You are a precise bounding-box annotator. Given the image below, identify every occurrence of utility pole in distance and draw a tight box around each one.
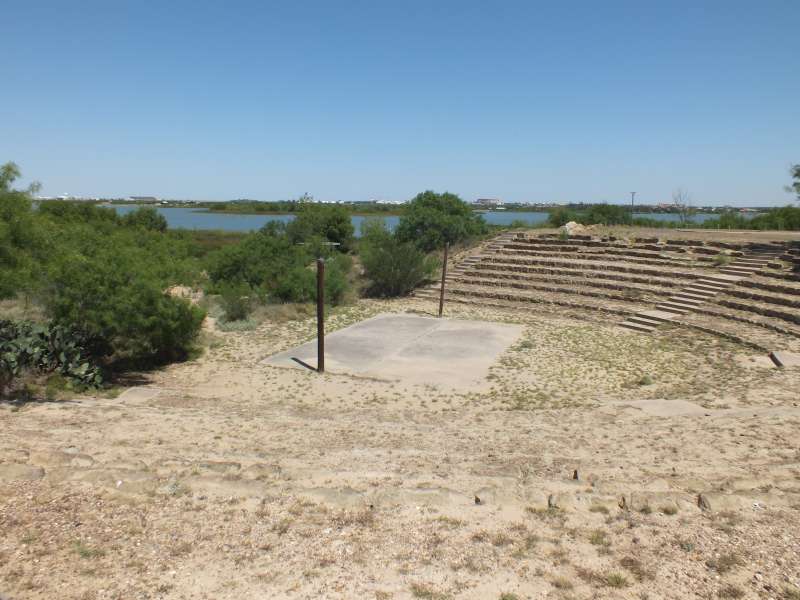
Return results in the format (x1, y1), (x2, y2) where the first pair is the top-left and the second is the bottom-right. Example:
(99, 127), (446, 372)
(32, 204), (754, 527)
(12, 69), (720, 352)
(630, 191), (637, 215)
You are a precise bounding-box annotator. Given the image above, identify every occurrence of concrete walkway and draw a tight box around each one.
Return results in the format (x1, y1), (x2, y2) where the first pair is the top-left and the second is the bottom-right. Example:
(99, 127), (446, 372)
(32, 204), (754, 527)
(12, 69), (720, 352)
(263, 313), (523, 390)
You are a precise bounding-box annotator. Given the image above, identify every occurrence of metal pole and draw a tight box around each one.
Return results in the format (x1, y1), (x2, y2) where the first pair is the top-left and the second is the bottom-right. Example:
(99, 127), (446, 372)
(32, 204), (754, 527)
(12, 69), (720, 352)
(438, 242), (449, 318)
(317, 258), (325, 373)
(630, 191), (636, 215)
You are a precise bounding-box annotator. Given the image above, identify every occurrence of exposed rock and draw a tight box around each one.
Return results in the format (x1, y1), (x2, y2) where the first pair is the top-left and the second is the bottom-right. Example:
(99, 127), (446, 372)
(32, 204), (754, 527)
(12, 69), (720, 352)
(559, 221), (588, 236)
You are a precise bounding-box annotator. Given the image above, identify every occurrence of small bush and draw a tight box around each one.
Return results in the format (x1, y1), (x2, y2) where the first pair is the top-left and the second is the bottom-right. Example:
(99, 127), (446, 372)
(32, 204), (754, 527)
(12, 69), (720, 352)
(604, 572), (629, 588)
(121, 206), (168, 232)
(218, 281), (253, 322)
(548, 206), (580, 228)
(637, 374), (654, 386)
(359, 219), (438, 297)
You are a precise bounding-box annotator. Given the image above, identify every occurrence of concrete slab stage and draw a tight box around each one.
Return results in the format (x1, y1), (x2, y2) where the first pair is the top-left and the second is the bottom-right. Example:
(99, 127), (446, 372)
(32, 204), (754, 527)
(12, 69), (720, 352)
(263, 313), (523, 389)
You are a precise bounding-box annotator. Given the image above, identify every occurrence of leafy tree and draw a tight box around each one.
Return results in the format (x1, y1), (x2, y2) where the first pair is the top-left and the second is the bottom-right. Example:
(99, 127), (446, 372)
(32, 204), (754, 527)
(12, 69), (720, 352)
(286, 200), (354, 252)
(749, 205), (800, 230)
(121, 206), (168, 232)
(359, 219), (438, 297)
(547, 206), (580, 227)
(583, 203), (632, 226)
(787, 164), (800, 201)
(0, 162), (46, 299)
(395, 190), (487, 252)
(672, 188), (696, 225)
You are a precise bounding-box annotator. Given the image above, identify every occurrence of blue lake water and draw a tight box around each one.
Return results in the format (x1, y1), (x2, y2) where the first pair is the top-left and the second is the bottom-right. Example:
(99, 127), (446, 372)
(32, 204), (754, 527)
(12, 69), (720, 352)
(109, 205), (732, 234)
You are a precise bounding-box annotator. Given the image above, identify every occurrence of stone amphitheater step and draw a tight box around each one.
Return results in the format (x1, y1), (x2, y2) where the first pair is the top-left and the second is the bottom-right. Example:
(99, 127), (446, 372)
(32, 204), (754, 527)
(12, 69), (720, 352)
(415, 282), (643, 316)
(437, 275), (660, 305)
(720, 267), (761, 276)
(452, 268), (676, 296)
(670, 294), (703, 305)
(739, 273), (800, 296)
(471, 262), (685, 289)
(481, 255), (708, 281)
(723, 286), (800, 311)
(619, 321), (656, 333)
(686, 303), (800, 342)
(627, 315), (664, 327)
(637, 309), (678, 323)
(715, 298), (800, 326)
(703, 274), (743, 285)
(617, 309), (678, 334)
(678, 311), (800, 352)
(497, 248), (706, 270)
(656, 301), (696, 314)
(682, 287), (718, 298)
(689, 281), (729, 293)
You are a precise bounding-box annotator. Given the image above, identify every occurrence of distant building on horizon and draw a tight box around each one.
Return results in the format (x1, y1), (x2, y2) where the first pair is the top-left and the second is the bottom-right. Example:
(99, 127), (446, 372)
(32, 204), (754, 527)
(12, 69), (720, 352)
(474, 198), (504, 207)
(129, 196), (158, 203)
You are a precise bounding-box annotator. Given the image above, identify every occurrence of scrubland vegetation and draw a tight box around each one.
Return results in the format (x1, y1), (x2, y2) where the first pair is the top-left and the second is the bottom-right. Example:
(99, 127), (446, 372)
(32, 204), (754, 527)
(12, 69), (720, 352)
(0, 163), (485, 396)
(546, 202), (800, 230)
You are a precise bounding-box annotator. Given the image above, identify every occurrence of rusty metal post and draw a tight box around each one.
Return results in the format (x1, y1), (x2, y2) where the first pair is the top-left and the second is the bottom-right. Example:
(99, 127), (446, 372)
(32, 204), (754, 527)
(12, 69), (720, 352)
(438, 242), (449, 318)
(317, 258), (325, 373)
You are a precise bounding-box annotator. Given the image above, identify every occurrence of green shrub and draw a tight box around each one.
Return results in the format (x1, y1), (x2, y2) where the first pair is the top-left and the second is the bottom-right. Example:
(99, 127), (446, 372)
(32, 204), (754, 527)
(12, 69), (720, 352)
(1, 164), (47, 299)
(44, 237), (205, 363)
(360, 219), (438, 297)
(218, 281), (253, 322)
(2, 162), (206, 375)
(713, 253), (732, 266)
(273, 254), (350, 305)
(395, 190), (487, 252)
(121, 206), (168, 232)
(584, 204), (632, 225)
(38, 200), (120, 225)
(207, 222), (305, 291)
(286, 200), (355, 251)
(207, 223), (350, 306)
(548, 206), (580, 227)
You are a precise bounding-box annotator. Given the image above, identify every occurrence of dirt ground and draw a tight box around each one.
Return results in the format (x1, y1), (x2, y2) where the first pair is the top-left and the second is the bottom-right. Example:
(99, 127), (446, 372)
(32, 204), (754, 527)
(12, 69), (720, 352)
(2, 298), (800, 600)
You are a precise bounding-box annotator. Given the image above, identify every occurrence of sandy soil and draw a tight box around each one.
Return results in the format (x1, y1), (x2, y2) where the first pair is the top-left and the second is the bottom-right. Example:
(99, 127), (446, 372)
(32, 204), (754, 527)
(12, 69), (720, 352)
(2, 298), (799, 600)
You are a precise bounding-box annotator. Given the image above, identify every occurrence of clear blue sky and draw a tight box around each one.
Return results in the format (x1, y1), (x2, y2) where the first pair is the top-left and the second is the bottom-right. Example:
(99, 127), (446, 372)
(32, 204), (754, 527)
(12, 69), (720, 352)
(2, 1), (798, 206)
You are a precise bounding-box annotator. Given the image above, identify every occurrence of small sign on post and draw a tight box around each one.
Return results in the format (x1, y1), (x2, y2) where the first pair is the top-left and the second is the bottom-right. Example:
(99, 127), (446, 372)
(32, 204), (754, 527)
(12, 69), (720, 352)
(438, 242), (449, 318)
